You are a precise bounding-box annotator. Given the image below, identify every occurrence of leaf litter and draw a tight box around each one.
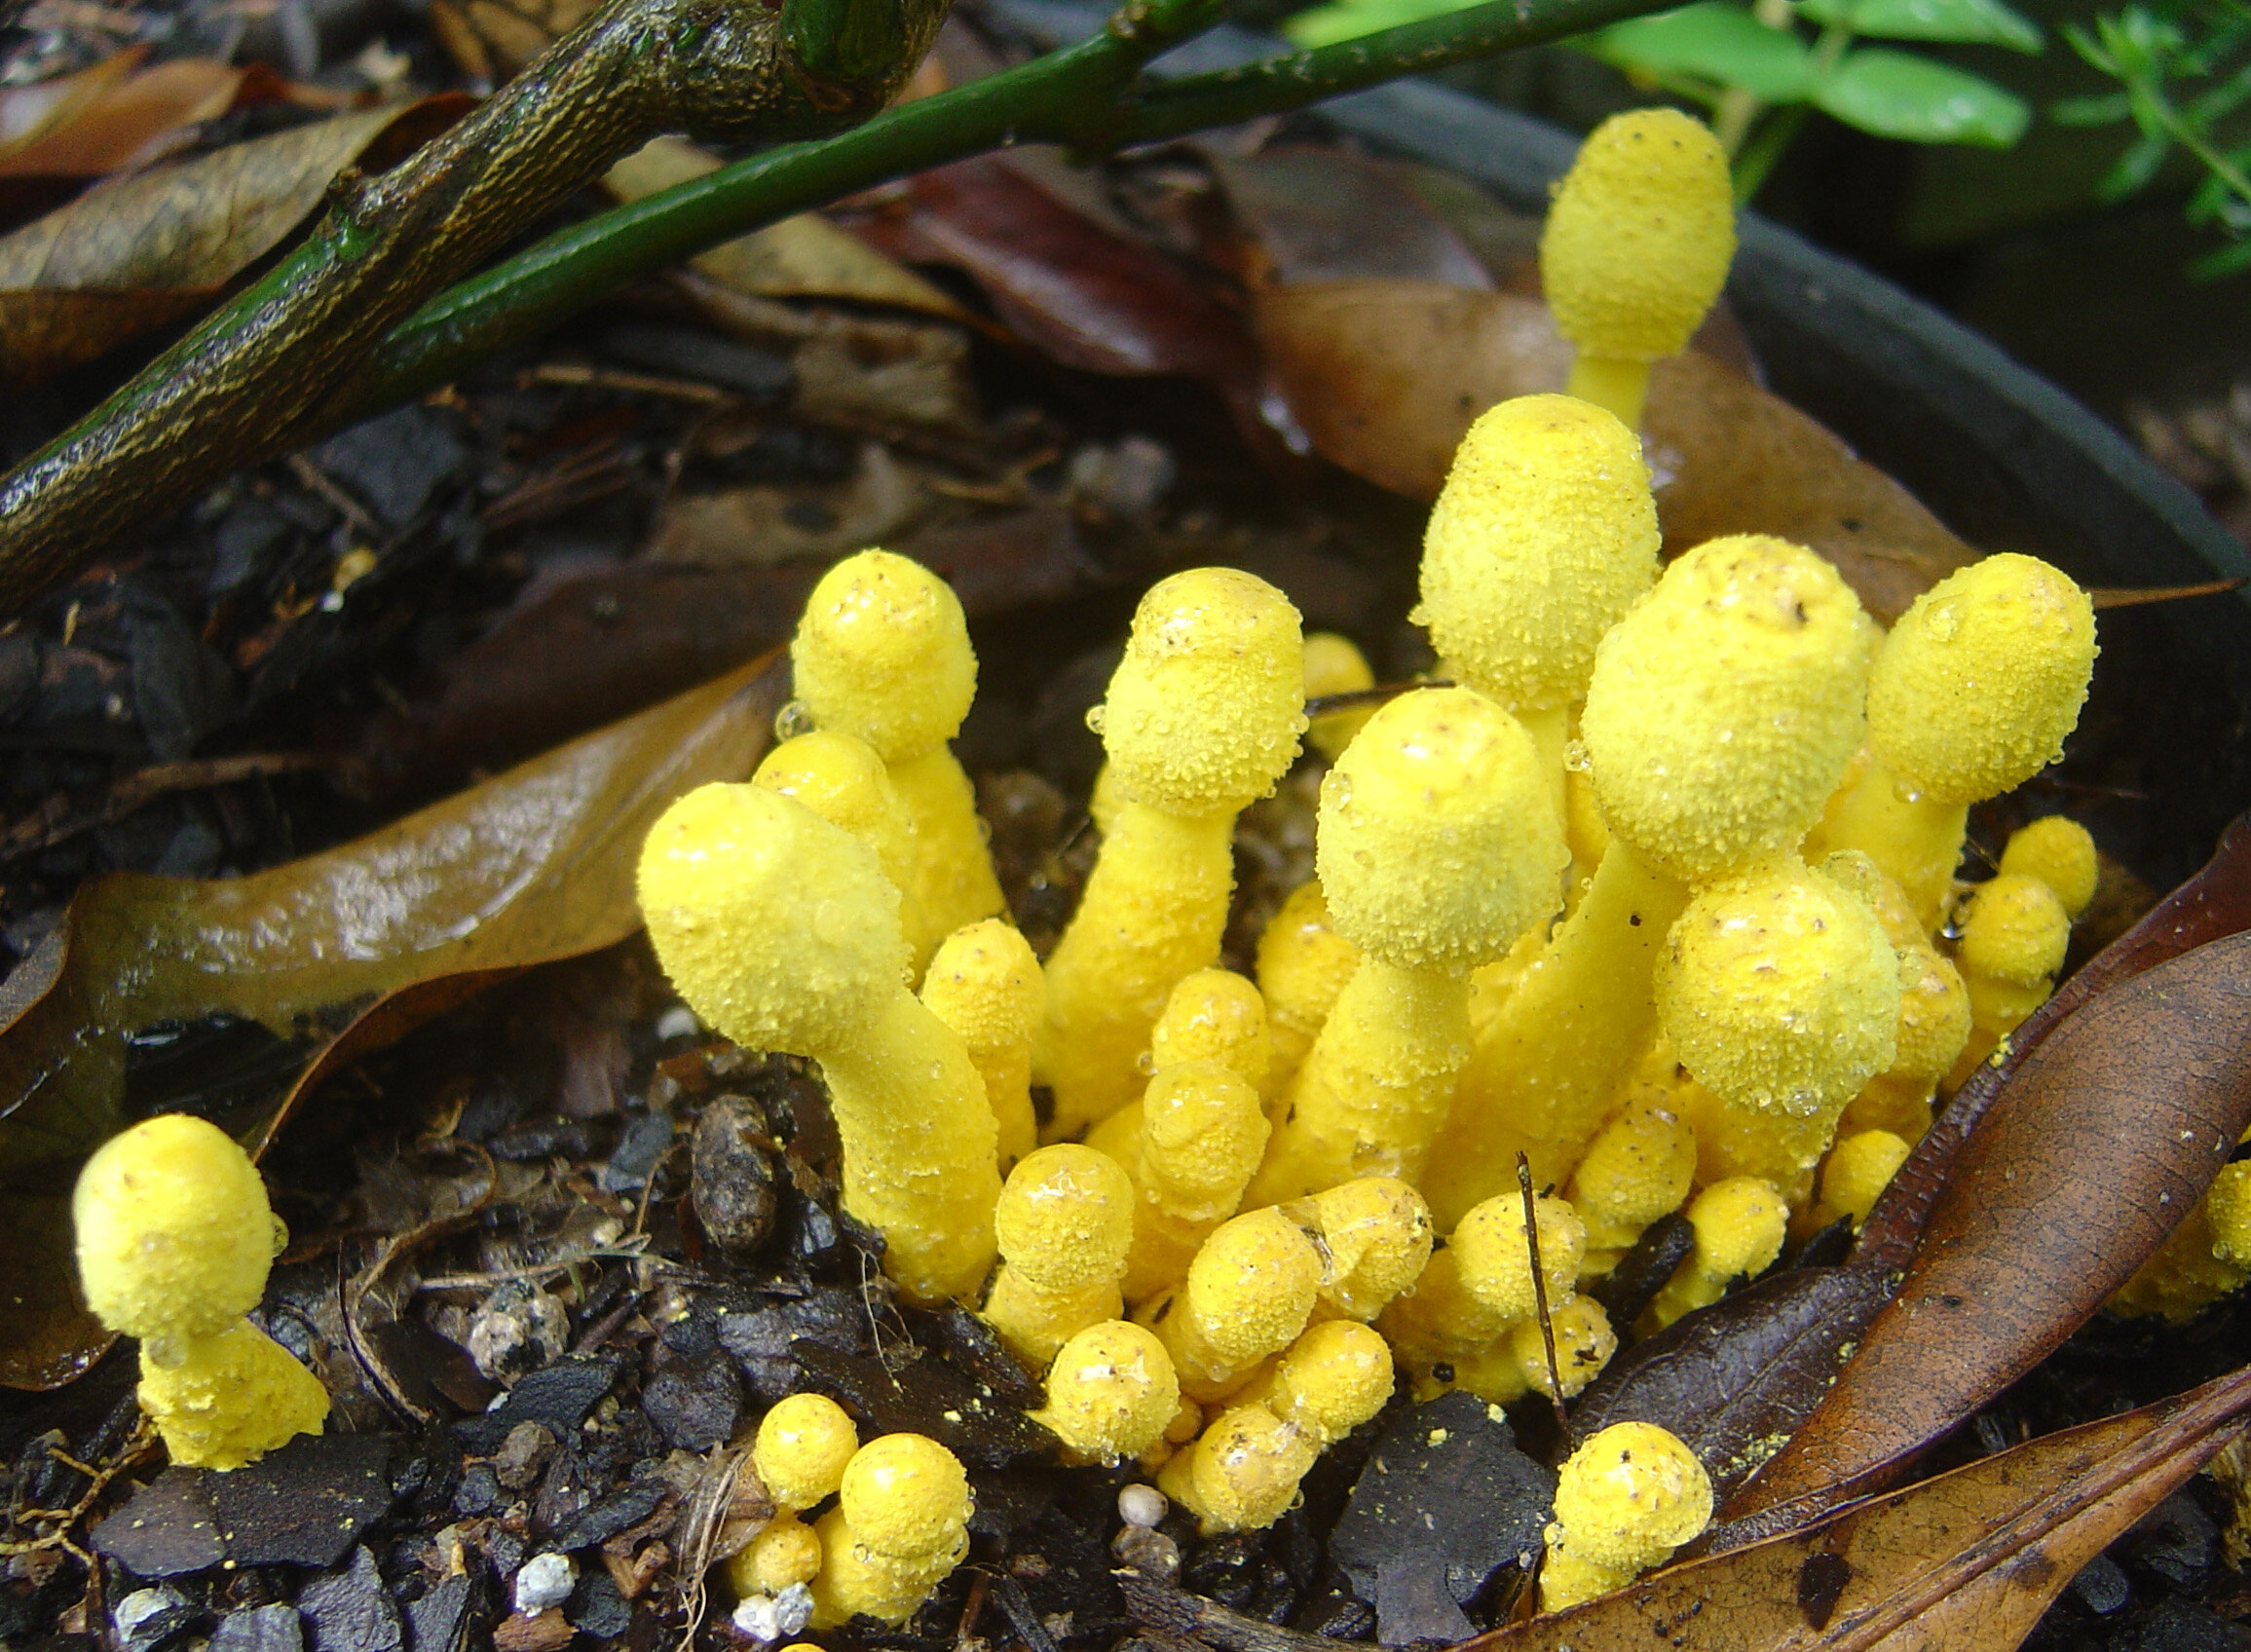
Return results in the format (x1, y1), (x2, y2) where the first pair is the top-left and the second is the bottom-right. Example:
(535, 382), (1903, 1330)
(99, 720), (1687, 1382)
(0, 4), (2245, 1648)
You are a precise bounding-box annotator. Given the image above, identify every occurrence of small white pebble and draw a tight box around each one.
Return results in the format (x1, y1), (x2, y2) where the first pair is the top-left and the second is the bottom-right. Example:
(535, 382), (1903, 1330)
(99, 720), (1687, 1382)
(656, 1004), (702, 1042)
(732, 1583), (814, 1642)
(514, 1553), (576, 1615)
(1117, 1484), (1168, 1528)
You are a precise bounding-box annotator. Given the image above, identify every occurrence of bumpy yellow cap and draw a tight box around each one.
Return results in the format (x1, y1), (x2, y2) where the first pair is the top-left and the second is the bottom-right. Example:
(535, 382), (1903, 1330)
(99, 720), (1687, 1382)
(75, 1114), (281, 1360)
(1867, 553), (2097, 807)
(1417, 394), (1659, 711)
(1889, 945), (1972, 1085)
(1138, 1060), (1269, 1213)
(791, 550), (977, 765)
(639, 783), (908, 1055)
(135, 1318), (327, 1470)
(1541, 109), (1736, 365)
(1570, 1094), (1698, 1249)
(1656, 858), (1900, 1117)
(756, 1393), (860, 1509)
(1317, 687), (1566, 972)
(1507, 1295), (1618, 1399)
(1186, 1404), (1318, 1532)
(995, 1145), (1136, 1292)
(921, 920), (1043, 1052)
(1817, 1130), (1910, 1229)
(1303, 632), (1377, 763)
(2000, 815), (2098, 919)
(754, 730), (914, 896)
(726, 1510), (825, 1596)
(1033, 1320), (1181, 1464)
(1150, 969), (1272, 1093)
(1269, 1320), (1393, 1441)
(1449, 1192), (1587, 1322)
(1303, 1177), (1434, 1322)
(2210, 1162), (2251, 1267)
(1686, 1177), (1787, 1284)
(1097, 568), (1306, 815)
(1256, 881), (1360, 1043)
(840, 1434), (972, 1560)
(1957, 872), (2071, 986)
(1550, 1420), (1713, 1571)
(1182, 1208), (1322, 1369)
(1583, 536), (1877, 882)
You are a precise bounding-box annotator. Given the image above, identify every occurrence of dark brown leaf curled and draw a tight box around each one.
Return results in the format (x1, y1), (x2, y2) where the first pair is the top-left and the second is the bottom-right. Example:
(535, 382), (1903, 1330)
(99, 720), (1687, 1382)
(1718, 930), (2251, 1544)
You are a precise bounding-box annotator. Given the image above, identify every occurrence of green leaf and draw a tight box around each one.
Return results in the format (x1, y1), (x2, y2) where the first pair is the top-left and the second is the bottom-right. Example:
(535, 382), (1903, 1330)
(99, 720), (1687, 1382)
(1590, 3), (1818, 101)
(1796, 0), (2040, 51)
(1283, 0), (1472, 48)
(1814, 48), (2031, 144)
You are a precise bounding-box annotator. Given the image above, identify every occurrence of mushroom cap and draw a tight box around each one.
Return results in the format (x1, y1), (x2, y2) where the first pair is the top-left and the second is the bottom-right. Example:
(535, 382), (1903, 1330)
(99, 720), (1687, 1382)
(1999, 815), (2099, 920)
(839, 1434), (972, 1560)
(1570, 1094), (1698, 1237)
(920, 920), (1043, 1051)
(1189, 1404), (1319, 1532)
(1097, 568), (1306, 815)
(1182, 1208), (1322, 1368)
(638, 782), (908, 1056)
(1887, 945), (1972, 1085)
(994, 1145), (1136, 1290)
(1551, 1420), (1714, 1571)
(1255, 882), (1360, 1033)
(1270, 1320), (1394, 1440)
(1036, 1320), (1181, 1463)
(1303, 632), (1377, 763)
(1138, 1060), (1269, 1213)
(1583, 534), (1877, 883)
(791, 549), (977, 764)
(1316, 687), (1567, 972)
(727, 1510), (825, 1596)
(755, 1393), (861, 1509)
(1304, 1176), (1435, 1322)
(1684, 1177), (1788, 1284)
(1819, 1130), (1911, 1228)
(1956, 872), (2071, 986)
(1656, 857), (1901, 1117)
(1449, 1192), (1587, 1322)
(754, 729), (914, 891)
(1150, 969), (1272, 1092)
(1416, 394), (1660, 712)
(1867, 553), (2097, 807)
(1507, 1295), (1618, 1399)
(74, 1113), (279, 1355)
(1541, 109), (1736, 365)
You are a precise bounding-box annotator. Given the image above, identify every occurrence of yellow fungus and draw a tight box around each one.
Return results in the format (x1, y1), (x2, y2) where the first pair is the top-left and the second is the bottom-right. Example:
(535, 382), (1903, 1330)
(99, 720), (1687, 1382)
(1540, 1421), (1712, 1610)
(1254, 881), (1361, 1090)
(1032, 1319), (1182, 1464)
(1157, 1402), (1318, 1534)
(1252, 687), (1566, 1200)
(1150, 968), (1275, 1099)
(754, 730), (919, 947)
(1567, 1081), (1698, 1272)
(984, 1145), (1137, 1369)
(2110, 1162), (2251, 1322)
(791, 549), (1003, 971)
(1644, 1177), (1787, 1330)
(1302, 631), (1377, 762)
(1256, 1320), (1394, 1444)
(1150, 1206), (1322, 1396)
(639, 783), (998, 1302)
(1956, 873), (2072, 987)
(2000, 815), (2099, 919)
(726, 1510), (824, 1596)
(1540, 110), (1736, 429)
(920, 919), (1045, 1175)
(755, 1393), (860, 1509)
(133, 1318), (329, 1472)
(1040, 569), (1305, 1137)
(1121, 1059), (1270, 1302)
(1655, 857), (1901, 1119)
(1294, 1176), (1435, 1323)
(1450, 1193), (1588, 1322)
(1810, 1130), (1910, 1232)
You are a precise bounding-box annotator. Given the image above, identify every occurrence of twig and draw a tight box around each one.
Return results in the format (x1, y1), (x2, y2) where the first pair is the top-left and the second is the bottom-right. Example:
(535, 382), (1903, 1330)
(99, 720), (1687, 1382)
(1518, 1151), (1570, 1448)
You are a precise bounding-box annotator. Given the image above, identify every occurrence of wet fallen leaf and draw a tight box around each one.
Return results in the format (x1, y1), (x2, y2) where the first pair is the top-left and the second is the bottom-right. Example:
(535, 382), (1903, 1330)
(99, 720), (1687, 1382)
(1450, 1363), (2251, 1651)
(1715, 929), (2251, 1545)
(1203, 146), (1497, 290)
(605, 137), (966, 320)
(0, 58), (249, 181)
(845, 154), (1266, 432)
(1568, 1266), (1897, 1504)
(0, 46), (149, 164)
(428, 0), (599, 81)
(1256, 280), (1976, 621)
(0, 651), (790, 1390)
(0, 93), (470, 385)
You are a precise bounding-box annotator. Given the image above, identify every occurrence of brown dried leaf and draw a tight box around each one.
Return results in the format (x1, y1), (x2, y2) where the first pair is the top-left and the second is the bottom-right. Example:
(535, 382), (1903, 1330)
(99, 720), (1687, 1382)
(1715, 930), (2251, 1546)
(1456, 1364), (2251, 1652)
(0, 652), (789, 1390)
(1255, 280), (1976, 621)
(605, 137), (966, 320)
(0, 93), (470, 384)
(0, 46), (149, 164)
(0, 57), (246, 179)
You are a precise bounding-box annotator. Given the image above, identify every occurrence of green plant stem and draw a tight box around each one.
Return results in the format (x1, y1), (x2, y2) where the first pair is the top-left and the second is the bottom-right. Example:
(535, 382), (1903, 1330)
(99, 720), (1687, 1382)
(1732, 100), (1808, 198)
(327, 0), (1685, 431)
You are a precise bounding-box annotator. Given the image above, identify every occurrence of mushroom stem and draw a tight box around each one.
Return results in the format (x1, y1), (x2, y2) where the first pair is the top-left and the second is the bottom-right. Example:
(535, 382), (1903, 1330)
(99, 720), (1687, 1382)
(1563, 355), (1652, 430)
